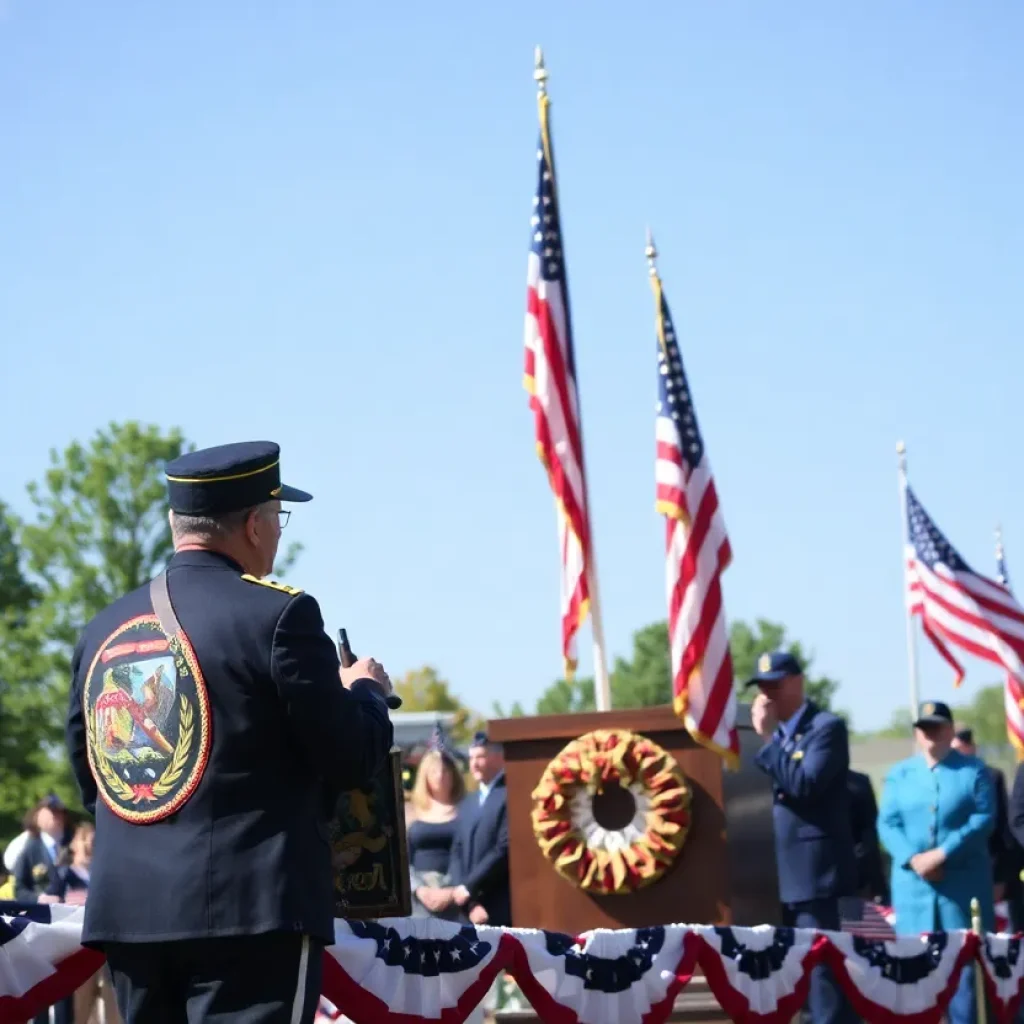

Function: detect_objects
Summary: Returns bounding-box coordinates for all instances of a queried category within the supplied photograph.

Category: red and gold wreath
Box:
[531,728,691,895]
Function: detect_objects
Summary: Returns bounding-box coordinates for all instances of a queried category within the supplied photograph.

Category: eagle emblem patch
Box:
[758,654,772,674]
[83,615,211,824]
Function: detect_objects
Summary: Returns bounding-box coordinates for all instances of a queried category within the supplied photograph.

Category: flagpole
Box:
[534,47,611,710]
[897,441,921,719]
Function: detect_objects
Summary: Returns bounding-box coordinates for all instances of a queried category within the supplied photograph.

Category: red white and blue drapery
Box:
[3,903,1023,1024]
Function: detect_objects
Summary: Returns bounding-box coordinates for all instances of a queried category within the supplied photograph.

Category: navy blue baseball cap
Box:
[914,701,953,728]
[470,730,490,748]
[165,441,312,516]
[744,650,803,687]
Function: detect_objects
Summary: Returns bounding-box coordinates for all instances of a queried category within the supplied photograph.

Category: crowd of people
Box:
[750,650,1024,1024]
[0,796,119,1023]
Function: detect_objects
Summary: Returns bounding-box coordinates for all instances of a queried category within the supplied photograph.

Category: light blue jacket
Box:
[878,749,995,934]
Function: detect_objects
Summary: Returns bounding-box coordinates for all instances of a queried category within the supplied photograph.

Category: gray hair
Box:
[169,504,267,543]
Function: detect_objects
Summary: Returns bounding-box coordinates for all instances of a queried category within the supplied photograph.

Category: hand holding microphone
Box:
[338,629,402,709]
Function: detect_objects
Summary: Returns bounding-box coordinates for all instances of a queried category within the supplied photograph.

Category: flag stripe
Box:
[654,276,738,765]
[524,111,593,677]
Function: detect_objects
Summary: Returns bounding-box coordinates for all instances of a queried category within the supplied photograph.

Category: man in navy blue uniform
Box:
[66,440,395,1024]
[749,651,856,1024]
[448,731,510,928]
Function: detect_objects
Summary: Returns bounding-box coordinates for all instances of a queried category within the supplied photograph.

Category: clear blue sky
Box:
[2,3,1021,731]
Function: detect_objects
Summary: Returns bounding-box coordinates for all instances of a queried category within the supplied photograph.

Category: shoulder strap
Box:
[150,570,182,640]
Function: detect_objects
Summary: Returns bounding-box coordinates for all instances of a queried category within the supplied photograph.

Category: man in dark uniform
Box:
[66,440,395,1024]
[847,769,889,905]
[748,651,857,1024]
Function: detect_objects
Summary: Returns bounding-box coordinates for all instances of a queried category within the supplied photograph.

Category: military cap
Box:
[743,650,803,687]
[470,730,490,748]
[913,700,953,728]
[165,441,312,516]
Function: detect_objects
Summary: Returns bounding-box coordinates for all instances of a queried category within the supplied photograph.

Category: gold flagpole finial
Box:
[534,46,548,94]
[645,227,659,277]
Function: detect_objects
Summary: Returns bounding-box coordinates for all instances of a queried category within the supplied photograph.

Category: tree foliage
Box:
[392,666,477,741]
[527,618,841,716]
[0,501,53,839]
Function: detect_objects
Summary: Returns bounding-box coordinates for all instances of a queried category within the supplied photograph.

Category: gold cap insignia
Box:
[758,654,772,674]
[922,702,935,715]
[791,750,805,761]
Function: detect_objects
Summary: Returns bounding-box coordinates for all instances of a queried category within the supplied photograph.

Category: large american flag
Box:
[652,272,738,765]
[904,485,1024,753]
[523,93,592,678]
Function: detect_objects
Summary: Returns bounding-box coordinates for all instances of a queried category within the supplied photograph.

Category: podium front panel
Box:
[490,706,777,934]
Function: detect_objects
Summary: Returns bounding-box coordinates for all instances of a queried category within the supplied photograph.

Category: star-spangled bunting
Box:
[7,903,1016,1024]
[652,265,738,765]
[904,485,1024,754]
[523,89,594,679]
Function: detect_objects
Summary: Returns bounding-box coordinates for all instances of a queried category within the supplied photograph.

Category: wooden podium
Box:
[488,702,781,934]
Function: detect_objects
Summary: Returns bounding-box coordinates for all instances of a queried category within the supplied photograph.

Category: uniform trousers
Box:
[103,932,323,1024]
[782,900,857,1024]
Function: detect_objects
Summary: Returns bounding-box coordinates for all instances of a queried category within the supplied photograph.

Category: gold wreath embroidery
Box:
[152,695,193,797]
[530,728,691,896]
[88,712,136,803]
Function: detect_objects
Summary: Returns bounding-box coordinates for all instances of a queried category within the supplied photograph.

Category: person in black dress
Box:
[407,727,465,921]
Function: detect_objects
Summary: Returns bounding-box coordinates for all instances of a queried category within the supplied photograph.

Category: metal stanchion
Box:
[971,897,988,1024]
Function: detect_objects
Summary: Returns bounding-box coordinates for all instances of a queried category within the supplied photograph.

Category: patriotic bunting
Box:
[977,933,1024,1024]
[694,925,822,1023]
[823,930,976,1024]
[4,903,1024,1024]
[510,926,698,1024]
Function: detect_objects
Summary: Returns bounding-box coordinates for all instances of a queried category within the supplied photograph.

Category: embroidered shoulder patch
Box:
[83,615,211,825]
[240,574,303,596]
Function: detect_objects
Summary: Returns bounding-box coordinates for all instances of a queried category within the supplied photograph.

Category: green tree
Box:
[491,699,527,718]
[953,684,1007,749]
[0,501,52,840]
[392,666,477,741]
[529,617,842,715]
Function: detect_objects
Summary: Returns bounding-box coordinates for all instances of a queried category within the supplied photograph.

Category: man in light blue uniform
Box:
[879,700,995,1024]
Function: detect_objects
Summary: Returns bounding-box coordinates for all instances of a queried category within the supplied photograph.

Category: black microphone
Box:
[338,628,402,710]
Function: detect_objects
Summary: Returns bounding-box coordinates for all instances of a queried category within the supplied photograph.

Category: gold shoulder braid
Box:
[241,574,303,597]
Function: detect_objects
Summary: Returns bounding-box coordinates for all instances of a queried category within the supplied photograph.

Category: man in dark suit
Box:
[65,440,395,1024]
[955,727,1021,928]
[847,769,889,905]
[749,650,857,1024]
[448,731,510,928]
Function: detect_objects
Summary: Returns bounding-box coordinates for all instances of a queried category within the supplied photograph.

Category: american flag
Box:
[840,900,896,941]
[651,263,739,765]
[523,88,593,678]
[904,485,1024,752]
[996,530,1024,756]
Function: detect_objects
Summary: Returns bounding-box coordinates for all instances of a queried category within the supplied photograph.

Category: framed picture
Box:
[328,746,412,920]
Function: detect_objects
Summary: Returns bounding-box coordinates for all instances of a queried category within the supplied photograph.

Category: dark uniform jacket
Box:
[66,549,393,946]
[12,836,60,904]
[755,701,856,905]
[847,769,889,904]
[448,773,510,927]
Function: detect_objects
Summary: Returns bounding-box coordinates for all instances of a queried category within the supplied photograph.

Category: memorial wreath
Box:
[530,728,691,895]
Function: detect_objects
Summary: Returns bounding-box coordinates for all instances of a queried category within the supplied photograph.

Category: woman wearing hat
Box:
[879,700,996,1024]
